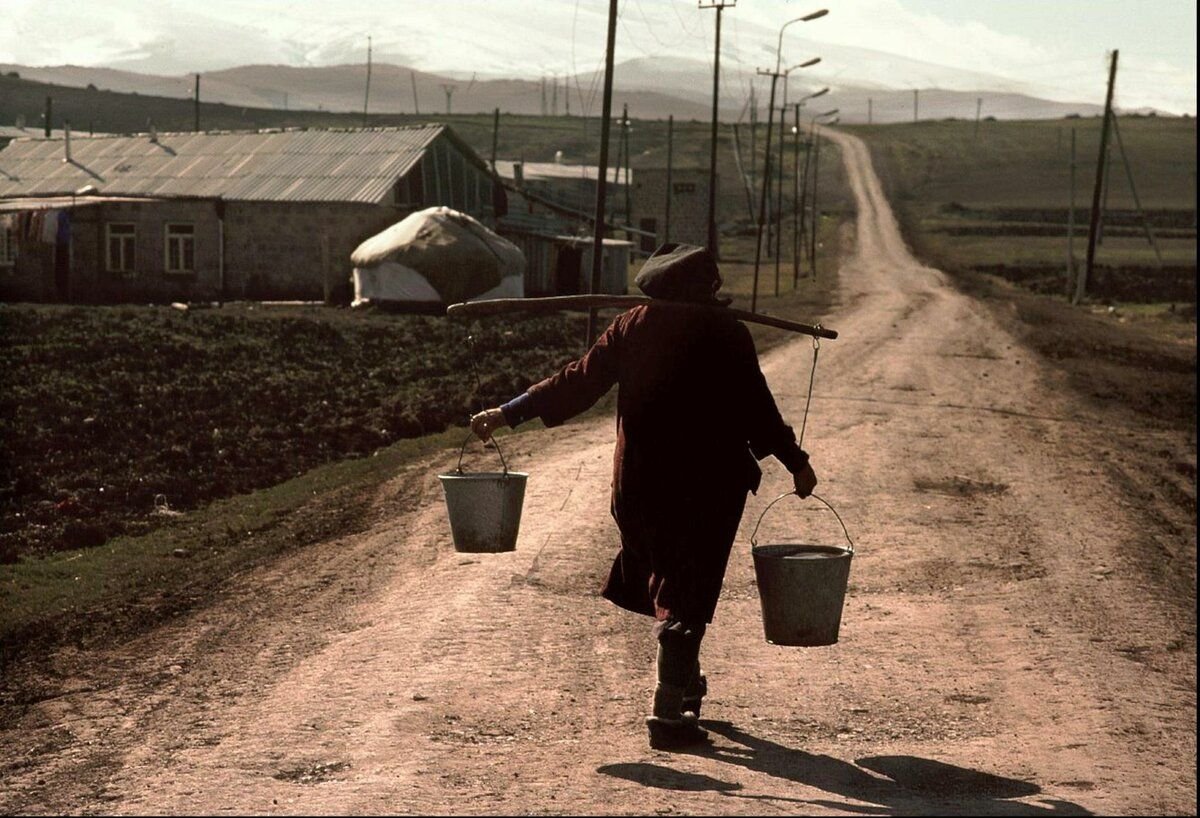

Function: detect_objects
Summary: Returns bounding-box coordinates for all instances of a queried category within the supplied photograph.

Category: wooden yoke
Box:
[446,295,838,340]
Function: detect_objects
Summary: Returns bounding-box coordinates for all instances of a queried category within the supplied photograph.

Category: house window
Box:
[0,223,16,269]
[106,223,136,273]
[164,223,195,273]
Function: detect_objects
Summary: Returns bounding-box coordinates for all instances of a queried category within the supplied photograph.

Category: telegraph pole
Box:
[700,0,736,256]
[775,102,786,295]
[664,114,674,245]
[363,36,372,127]
[1067,127,1076,297]
[490,107,500,173]
[411,71,421,115]
[441,84,457,115]
[810,127,821,277]
[193,74,201,132]
[1077,49,1118,305]
[793,104,802,286]
[622,103,631,229]
[585,0,620,346]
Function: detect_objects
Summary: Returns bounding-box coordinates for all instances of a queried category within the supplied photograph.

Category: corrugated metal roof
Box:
[0,125,453,204]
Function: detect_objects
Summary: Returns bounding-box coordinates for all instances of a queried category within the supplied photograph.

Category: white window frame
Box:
[164,222,195,274]
[106,222,136,274]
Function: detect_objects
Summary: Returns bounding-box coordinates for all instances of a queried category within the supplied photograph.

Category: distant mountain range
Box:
[0,59,1118,125]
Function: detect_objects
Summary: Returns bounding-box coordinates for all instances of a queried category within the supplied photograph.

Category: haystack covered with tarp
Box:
[351,206,525,307]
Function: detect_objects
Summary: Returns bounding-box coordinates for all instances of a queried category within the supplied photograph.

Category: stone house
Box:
[0,125,503,303]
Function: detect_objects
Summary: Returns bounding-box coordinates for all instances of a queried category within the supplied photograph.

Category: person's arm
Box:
[734,326,819,497]
[470,316,621,440]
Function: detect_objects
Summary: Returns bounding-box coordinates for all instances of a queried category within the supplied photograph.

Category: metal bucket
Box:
[750,492,855,647]
[439,434,527,553]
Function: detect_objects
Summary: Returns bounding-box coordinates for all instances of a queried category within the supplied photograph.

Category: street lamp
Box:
[806,108,839,280]
[773,60,822,292]
[750,7,827,312]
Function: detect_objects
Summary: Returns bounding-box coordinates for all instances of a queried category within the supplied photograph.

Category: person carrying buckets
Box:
[469,243,819,750]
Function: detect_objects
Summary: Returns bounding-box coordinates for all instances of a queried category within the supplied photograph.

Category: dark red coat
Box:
[526,304,807,624]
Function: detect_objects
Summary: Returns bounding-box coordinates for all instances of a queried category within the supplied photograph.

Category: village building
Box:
[631,167,715,253]
[0,125,633,304]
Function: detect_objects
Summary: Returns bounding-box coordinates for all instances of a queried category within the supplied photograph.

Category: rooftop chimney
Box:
[63,121,71,163]
[149,122,158,143]
[15,113,25,130]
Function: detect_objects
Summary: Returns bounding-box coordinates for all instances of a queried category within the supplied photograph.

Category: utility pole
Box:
[700,0,736,257]
[585,0,619,347]
[793,104,802,286]
[564,75,571,116]
[541,77,547,116]
[363,36,372,127]
[1077,49,1118,306]
[611,111,624,227]
[411,71,421,115]
[552,75,559,116]
[775,103,786,295]
[913,89,919,123]
[1111,115,1163,267]
[798,123,814,281]
[622,104,632,231]
[441,84,457,115]
[731,123,756,220]
[193,74,201,132]
[810,127,821,278]
[974,97,982,140]
[751,66,782,313]
[1067,127,1076,297]
[664,114,674,245]
[490,107,500,173]
[749,84,758,203]
[1097,140,1113,245]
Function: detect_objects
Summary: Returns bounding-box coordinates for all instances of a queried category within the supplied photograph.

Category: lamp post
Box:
[750,8,827,313]
[792,87,828,284]
[774,59,820,294]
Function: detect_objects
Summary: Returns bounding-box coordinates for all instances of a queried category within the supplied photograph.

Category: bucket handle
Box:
[750,491,855,554]
[455,431,510,475]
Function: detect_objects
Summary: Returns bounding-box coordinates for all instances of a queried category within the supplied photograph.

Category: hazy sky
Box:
[1,0,1195,113]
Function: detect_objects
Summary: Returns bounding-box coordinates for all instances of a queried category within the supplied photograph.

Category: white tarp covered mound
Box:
[351,206,525,306]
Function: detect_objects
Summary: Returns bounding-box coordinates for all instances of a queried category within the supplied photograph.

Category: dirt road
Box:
[2,132,1194,816]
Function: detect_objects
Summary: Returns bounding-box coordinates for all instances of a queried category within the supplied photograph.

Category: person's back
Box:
[468,242,817,750]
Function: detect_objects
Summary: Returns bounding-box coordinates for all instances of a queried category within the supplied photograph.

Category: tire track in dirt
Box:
[2,131,1193,816]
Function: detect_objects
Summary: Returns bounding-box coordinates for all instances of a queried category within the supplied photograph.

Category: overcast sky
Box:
[1,0,1195,114]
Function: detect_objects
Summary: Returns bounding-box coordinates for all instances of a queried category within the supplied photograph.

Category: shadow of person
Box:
[670,721,1093,816]
[597,762,742,793]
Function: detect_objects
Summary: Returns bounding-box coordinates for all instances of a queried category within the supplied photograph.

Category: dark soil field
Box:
[0,303,584,562]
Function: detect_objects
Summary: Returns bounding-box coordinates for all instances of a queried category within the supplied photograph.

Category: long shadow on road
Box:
[598,720,1093,816]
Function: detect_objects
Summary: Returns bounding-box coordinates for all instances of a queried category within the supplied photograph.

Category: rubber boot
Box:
[682,666,707,719]
[646,682,709,749]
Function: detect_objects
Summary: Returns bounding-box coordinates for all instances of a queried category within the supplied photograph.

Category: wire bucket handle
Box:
[750,491,854,553]
[455,431,510,475]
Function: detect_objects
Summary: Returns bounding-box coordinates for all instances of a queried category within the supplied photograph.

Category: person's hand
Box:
[470,408,507,442]
[793,462,818,498]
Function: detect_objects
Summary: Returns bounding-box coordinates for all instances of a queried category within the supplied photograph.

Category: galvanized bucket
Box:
[439,433,527,553]
[750,492,854,647]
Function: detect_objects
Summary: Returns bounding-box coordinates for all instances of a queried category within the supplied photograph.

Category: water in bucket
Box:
[750,494,854,647]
